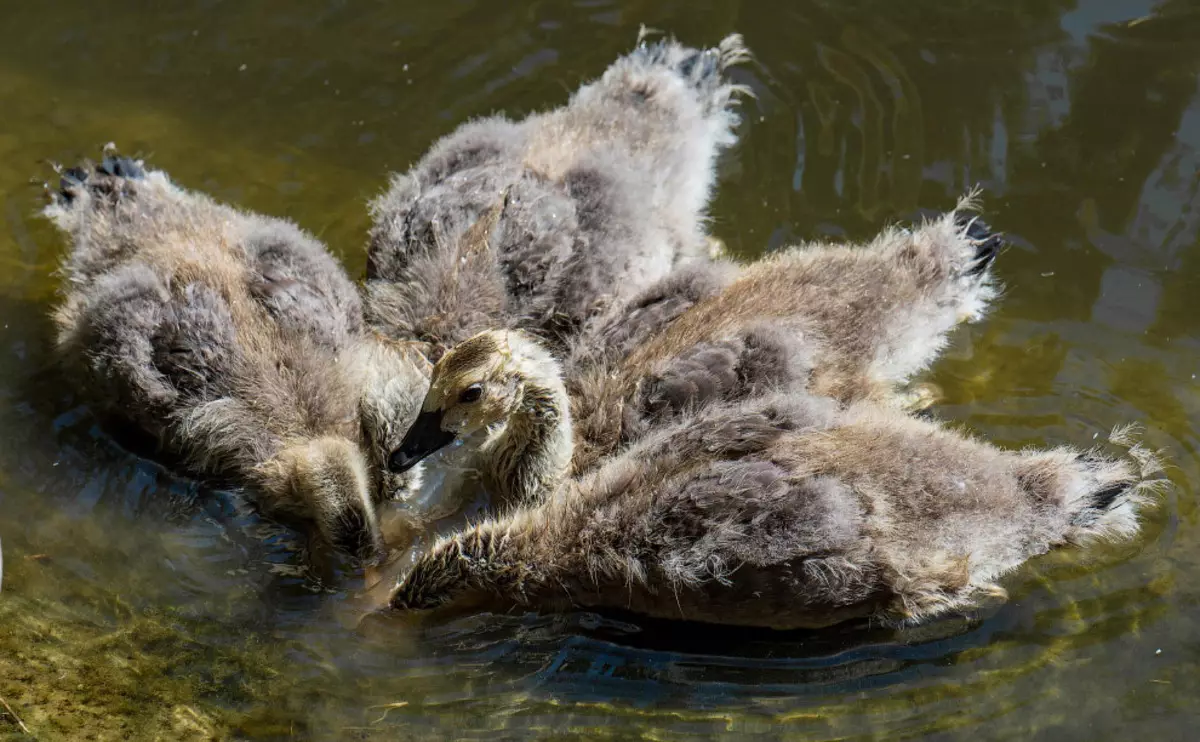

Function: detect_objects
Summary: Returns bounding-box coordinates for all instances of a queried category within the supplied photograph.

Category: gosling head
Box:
[387,330,555,474]
[348,336,432,505]
[268,436,386,563]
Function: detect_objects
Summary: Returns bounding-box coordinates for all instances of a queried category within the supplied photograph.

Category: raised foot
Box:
[52,148,146,206]
[954,212,1005,278]
[1068,424,1169,537]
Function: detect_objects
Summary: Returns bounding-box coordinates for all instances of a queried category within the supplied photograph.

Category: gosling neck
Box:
[483,357,573,509]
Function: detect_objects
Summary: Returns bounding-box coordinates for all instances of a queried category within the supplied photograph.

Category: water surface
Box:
[1,0,1198,739]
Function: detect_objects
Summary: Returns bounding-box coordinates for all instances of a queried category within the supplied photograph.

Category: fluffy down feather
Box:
[365,32,751,356]
[47,153,427,561]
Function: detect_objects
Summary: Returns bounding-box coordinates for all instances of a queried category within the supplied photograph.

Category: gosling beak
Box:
[388,409,455,473]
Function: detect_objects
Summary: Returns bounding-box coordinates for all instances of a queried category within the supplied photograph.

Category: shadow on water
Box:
[1,0,1199,739]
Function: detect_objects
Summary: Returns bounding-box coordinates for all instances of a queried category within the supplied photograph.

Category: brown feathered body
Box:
[47,155,427,559]
[389,391,1161,629]
[364,33,750,359]
[565,198,1003,474]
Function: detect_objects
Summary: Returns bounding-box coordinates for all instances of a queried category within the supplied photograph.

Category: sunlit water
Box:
[1,1,1198,739]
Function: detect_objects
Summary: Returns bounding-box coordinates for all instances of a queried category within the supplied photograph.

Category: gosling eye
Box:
[458,384,483,404]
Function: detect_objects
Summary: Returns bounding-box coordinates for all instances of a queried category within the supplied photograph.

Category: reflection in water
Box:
[0,0,1198,738]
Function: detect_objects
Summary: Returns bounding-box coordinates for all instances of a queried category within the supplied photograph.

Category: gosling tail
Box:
[956,209,1004,279]
[575,31,751,157]
[628,29,752,119]
[50,149,146,208]
[1061,425,1168,543]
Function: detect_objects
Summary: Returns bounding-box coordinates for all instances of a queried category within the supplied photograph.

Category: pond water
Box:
[1,0,1198,739]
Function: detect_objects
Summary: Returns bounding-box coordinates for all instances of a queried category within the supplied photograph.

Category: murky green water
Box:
[1,0,1198,739]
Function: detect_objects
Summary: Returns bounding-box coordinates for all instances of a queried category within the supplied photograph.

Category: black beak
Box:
[388,409,455,473]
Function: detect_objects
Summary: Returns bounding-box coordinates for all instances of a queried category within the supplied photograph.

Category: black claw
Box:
[676,50,698,79]
[957,214,1004,278]
[51,152,146,206]
[97,155,144,180]
[122,157,146,178]
[56,166,90,203]
[954,211,987,240]
[633,36,723,92]
[676,49,717,83]
[1091,482,1130,512]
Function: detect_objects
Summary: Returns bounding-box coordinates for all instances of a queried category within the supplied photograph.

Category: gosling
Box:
[46,153,426,561]
[569,195,1003,474]
[384,332,1164,630]
[365,31,750,358]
